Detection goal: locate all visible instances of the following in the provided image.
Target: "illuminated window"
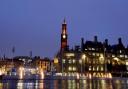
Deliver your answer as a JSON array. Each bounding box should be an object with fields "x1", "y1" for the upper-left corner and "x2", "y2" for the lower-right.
[
  {"x1": 125, "y1": 55, "x2": 128, "y2": 58},
  {"x1": 89, "y1": 60, "x2": 91, "y2": 64},
  {"x1": 89, "y1": 66, "x2": 91, "y2": 71},
  {"x1": 89, "y1": 48, "x2": 91, "y2": 50},
  {"x1": 99, "y1": 54, "x2": 104, "y2": 64},
  {"x1": 85, "y1": 48, "x2": 87, "y2": 50},
  {"x1": 93, "y1": 53, "x2": 95, "y2": 56},
  {"x1": 107, "y1": 54, "x2": 110, "y2": 57},
  {"x1": 66, "y1": 53, "x2": 75, "y2": 57},
  {"x1": 108, "y1": 60, "x2": 111, "y2": 64},
  {"x1": 96, "y1": 53, "x2": 99, "y2": 56},
  {"x1": 72, "y1": 59, "x2": 76, "y2": 63},
  {"x1": 101, "y1": 67, "x2": 104, "y2": 71},
  {"x1": 120, "y1": 50, "x2": 122, "y2": 53},
  {"x1": 100, "y1": 54, "x2": 103, "y2": 57},
  {"x1": 79, "y1": 60, "x2": 82, "y2": 64},
  {"x1": 120, "y1": 55, "x2": 124, "y2": 58},
  {"x1": 112, "y1": 55, "x2": 115, "y2": 57},
  {"x1": 63, "y1": 59, "x2": 65, "y2": 63},
  {"x1": 97, "y1": 66, "x2": 99, "y2": 71},
  {"x1": 126, "y1": 62, "x2": 128, "y2": 66},
  {"x1": 82, "y1": 54, "x2": 86, "y2": 59},
  {"x1": 113, "y1": 57, "x2": 119, "y2": 61},
  {"x1": 93, "y1": 61, "x2": 95, "y2": 64},
  {"x1": 54, "y1": 58, "x2": 58, "y2": 64},
  {"x1": 68, "y1": 67, "x2": 72, "y2": 71},
  {"x1": 93, "y1": 67, "x2": 95, "y2": 71},
  {"x1": 69, "y1": 60, "x2": 72, "y2": 64},
  {"x1": 73, "y1": 67, "x2": 76, "y2": 71},
  {"x1": 92, "y1": 48, "x2": 95, "y2": 50},
  {"x1": 63, "y1": 29, "x2": 66, "y2": 34}
]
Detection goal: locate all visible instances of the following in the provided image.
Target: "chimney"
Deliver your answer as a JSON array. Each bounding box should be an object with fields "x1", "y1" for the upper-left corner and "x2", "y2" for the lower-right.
[
  {"x1": 105, "y1": 39, "x2": 108, "y2": 45},
  {"x1": 81, "y1": 38, "x2": 84, "y2": 51},
  {"x1": 94, "y1": 36, "x2": 98, "y2": 42},
  {"x1": 118, "y1": 38, "x2": 122, "y2": 44},
  {"x1": 75, "y1": 45, "x2": 80, "y2": 51},
  {"x1": 65, "y1": 45, "x2": 69, "y2": 51}
]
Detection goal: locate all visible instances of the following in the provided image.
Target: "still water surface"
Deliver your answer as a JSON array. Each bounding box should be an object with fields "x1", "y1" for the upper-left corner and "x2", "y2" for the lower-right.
[{"x1": 0, "y1": 78, "x2": 128, "y2": 89}]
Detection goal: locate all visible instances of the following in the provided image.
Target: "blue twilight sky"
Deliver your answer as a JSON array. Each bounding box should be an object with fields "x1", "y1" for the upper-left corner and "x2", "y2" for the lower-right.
[{"x1": 0, "y1": 0, "x2": 128, "y2": 58}]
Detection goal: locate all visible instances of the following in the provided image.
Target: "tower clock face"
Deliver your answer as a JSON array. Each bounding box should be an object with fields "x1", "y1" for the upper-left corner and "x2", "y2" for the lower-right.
[{"x1": 63, "y1": 35, "x2": 66, "y2": 39}]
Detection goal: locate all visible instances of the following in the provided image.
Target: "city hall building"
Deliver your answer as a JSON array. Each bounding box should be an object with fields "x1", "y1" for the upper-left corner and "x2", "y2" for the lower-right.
[{"x1": 54, "y1": 19, "x2": 128, "y2": 77}]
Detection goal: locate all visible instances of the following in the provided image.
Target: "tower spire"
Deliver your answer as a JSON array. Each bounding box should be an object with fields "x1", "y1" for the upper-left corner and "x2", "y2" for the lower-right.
[{"x1": 63, "y1": 18, "x2": 66, "y2": 24}]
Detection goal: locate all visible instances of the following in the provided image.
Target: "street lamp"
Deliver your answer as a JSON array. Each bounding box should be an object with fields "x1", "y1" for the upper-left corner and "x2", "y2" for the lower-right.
[
  {"x1": 79, "y1": 59, "x2": 82, "y2": 75},
  {"x1": 82, "y1": 54, "x2": 86, "y2": 60}
]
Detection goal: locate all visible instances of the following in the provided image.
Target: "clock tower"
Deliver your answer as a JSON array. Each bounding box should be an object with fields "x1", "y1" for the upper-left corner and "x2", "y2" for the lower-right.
[{"x1": 61, "y1": 19, "x2": 68, "y2": 51}]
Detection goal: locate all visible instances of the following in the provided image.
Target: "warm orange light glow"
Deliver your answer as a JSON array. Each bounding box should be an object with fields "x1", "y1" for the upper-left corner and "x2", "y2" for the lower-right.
[
  {"x1": 0, "y1": 70, "x2": 2, "y2": 75},
  {"x1": 82, "y1": 54, "x2": 86, "y2": 59},
  {"x1": 19, "y1": 67, "x2": 24, "y2": 79},
  {"x1": 113, "y1": 57, "x2": 119, "y2": 61},
  {"x1": 54, "y1": 58, "x2": 58, "y2": 64},
  {"x1": 66, "y1": 53, "x2": 75, "y2": 57},
  {"x1": 76, "y1": 73, "x2": 79, "y2": 79},
  {"x1": 40, "y1": 70, "x2": 44, "y2": 79},
  {"x1": 63, "y1": 35, "x2": 66, "y2": 39}
]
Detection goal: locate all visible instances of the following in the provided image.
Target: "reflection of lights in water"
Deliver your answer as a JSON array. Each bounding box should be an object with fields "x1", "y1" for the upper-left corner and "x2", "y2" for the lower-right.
[
  {"x1": 109, "y1": 73, "x2": 112, "y2": 78},
  {"x1": 0, "y1": 71, "x2": 2, "y2": 75},
  {"x1": 86, "y1": 72, "x2": 112, "y2": 79},
  {"x1": 83, "y1": 80, "x2": 87, "y2": 88},
  {"x1": 76, "y1": 73, "x2": 79, "y2": 79},
  {"x1": 17, "y1": 81, "x2": 23, "y2": 89},
  {"x1": 41, "y1": 71, "x2": 44, "y2": 79},
  {"x1": 89, "y1": 73, "x2": 92, "y2": 79},
  {"x1": 35, "y1": 80, "x2": 38, "y2": 89},
  {"x1": 83, "y1": 80, "x2": 86, "y2": 83},
  {"x1": 127, "y1": 80, "x2": 128, "y2": 84},
  {"x1": 39, "y1": 80, "x2": 44, "y2": 89},
  {"x1": 115, "y1": 80, "x2": 120, "y2": 84},
  {"x1": 0, "y1": 83, "x2": 3, "y2": 89},
  {"x1": 114, "y1": 80, "x2": 122, "y2": 89},
  {"x1": 101, "y1": 79, "x2": 106, "y2": 88},
  {"x1": 19, "y1": 67, "x2": 24, "y2": 79},
  {"x1": 72, "y1": 80, "x2": 76, "y2": 89},
  {"x1": 104, "y1": 73, "x2": 112, "y2": 79},
  {"x1": 68, "y1": 80, "x2": 76, "y2": 89},
  {"x1": 25, "y1": 83, "x2": 33, "y2": 89}
]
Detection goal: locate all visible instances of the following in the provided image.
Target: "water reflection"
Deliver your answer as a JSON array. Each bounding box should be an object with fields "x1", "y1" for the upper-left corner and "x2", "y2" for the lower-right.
[{"x1": 0, "y1": 78, "x2": 128, "y2": 89}]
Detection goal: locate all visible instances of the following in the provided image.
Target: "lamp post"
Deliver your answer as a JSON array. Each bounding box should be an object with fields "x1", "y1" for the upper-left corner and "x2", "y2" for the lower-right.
[
  {"x1": 80, "y1": 54, "x2": 86, "y2": 76},
  {"x1": 79, "y1": 59, "x2": 82, "y2": 76},
  {"x1": 104, "y1": 47, "x2": 107, "y2": 74},
  {"x1": 82, "y1": 54, "x2": 86, "y2": 74},
  {"x1": 12, "y1": 46, "x2": 15, "y2": 68}
]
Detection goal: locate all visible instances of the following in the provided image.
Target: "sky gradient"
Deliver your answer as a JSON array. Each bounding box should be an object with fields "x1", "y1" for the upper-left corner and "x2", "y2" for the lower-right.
[{"x1": 0, "y1": 0, "x2": 128, "y2": 58}]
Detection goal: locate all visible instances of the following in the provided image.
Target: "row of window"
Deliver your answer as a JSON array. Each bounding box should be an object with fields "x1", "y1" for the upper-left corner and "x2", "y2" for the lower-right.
[
  {"x1": 68, "y1": 66, "x2": 76, "y2": 71},
  {"x1": 63, "y1": 59, "x2": 76, "y2": 64},
  {"x1": 62, "y1": 59, "x2": 105, "y2": 64},
  {"x1": 85, "y1": 48, "x2": 124, "y2": 53},
  {"x1": 67, "y1": 66, "x2": 104, "y2": 71},
  {"x1": 89, "y1": 66, "x2": 104, "y2": 71},
  {"x1": 87, "y1": 53, "x2": 128, "y2": 58}
]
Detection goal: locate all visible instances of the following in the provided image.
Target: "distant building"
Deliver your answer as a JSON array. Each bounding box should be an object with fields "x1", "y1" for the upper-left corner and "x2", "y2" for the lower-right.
[
  {"x1": 0, "y1": 57, "x2": 24, "y2": 75},
  {"x1": 31, "y1": 57, "x2": 51, "y2": 72}
]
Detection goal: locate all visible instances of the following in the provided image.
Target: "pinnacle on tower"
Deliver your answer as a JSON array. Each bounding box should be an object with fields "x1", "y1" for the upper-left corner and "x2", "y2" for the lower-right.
[{"x1": 63, "y1": 18, "x2": 66, "y2": 24}]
